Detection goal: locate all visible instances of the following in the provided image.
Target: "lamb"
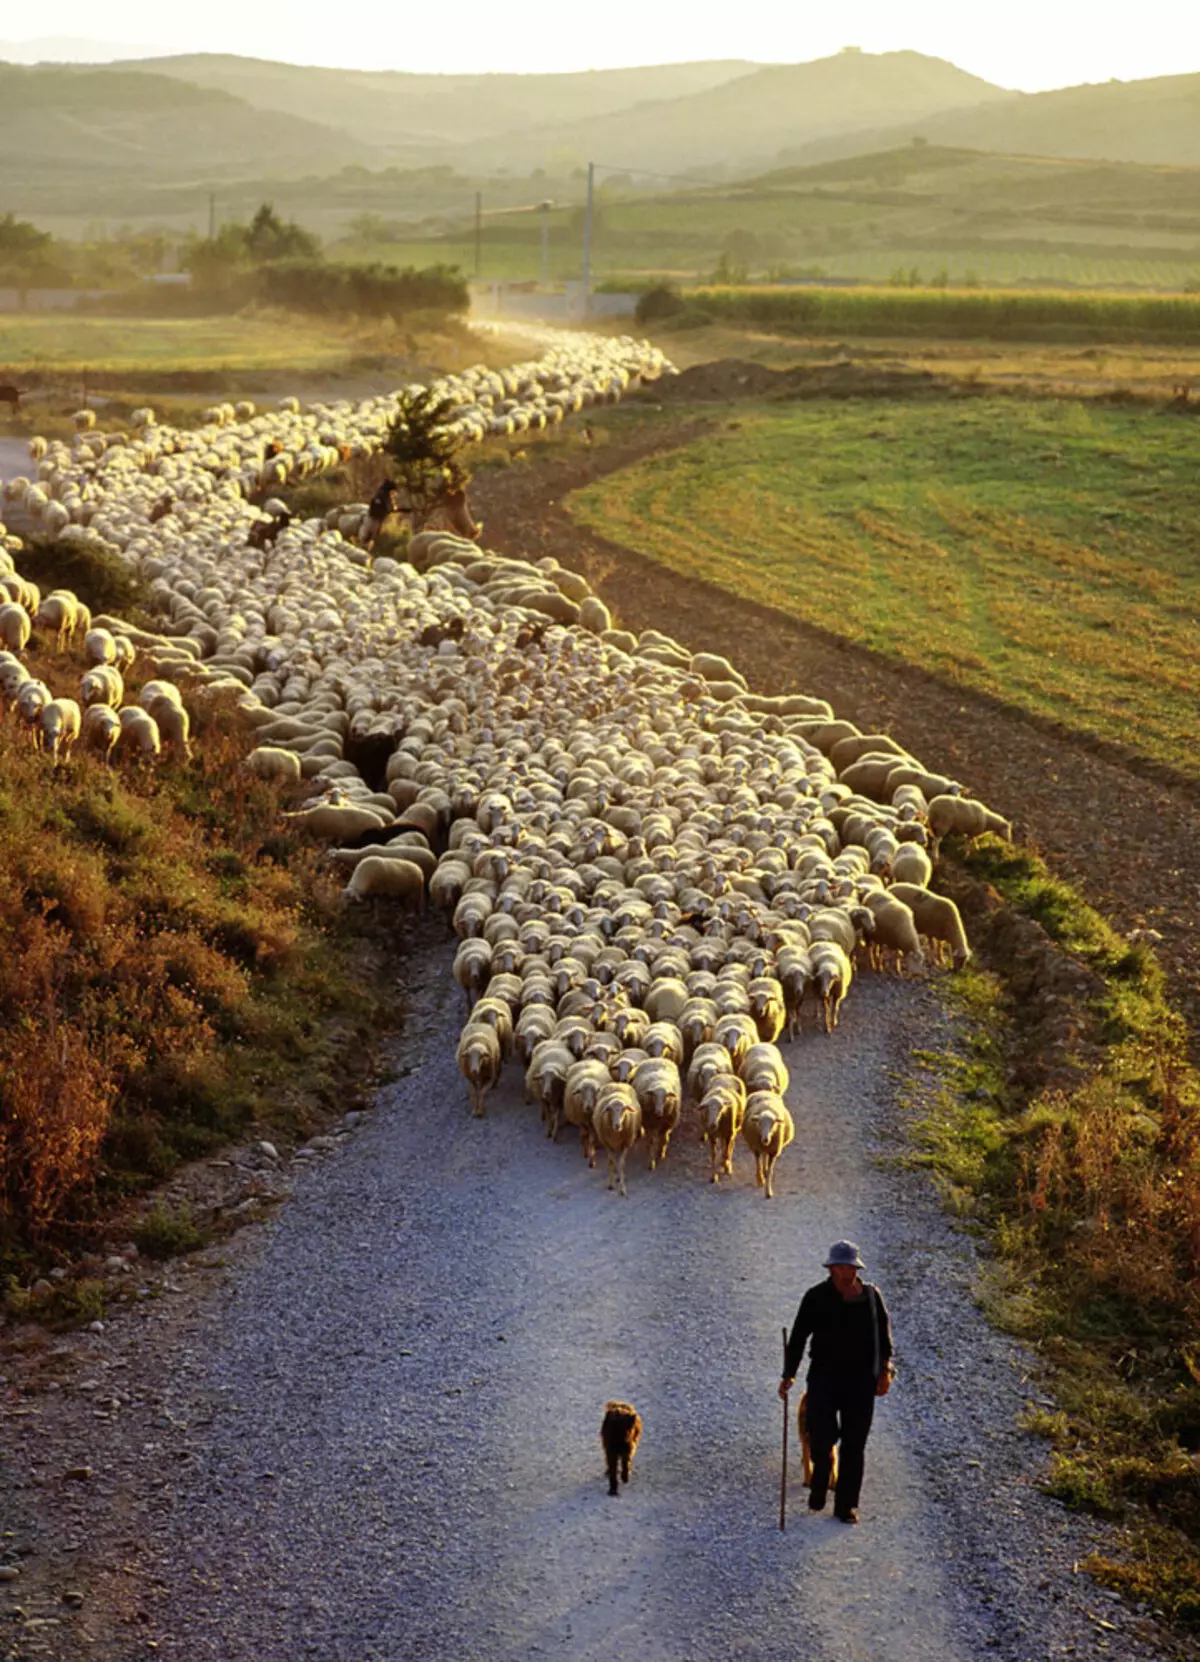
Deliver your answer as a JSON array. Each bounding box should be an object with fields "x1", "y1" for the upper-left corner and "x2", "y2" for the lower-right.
[
  {"x1": 886, "y1": 883, "x2": 972, "y2": 969},
  {"x1": 341, "y1": 855, "x2": 426, "y2": 908},
  {"x1": 699, "y1": 1072, "x2": 747, "y2": 1183},
  {"x1": 631, "y1": 1056, "x2": 682, "y2": 1169},
  {"x1": 592, "y1": 1082, "x2": 642, "y2": 1197},
  {"x1": 741, "y1": 1090, "x2": 795, "y2": 1199},
  {"x1": 457, "y1": 1023, "x2": 502, "y2": 1118},
  {"x1": 40, "y1": 698, "x2": 82, "y2": 766},
  {"x1": 0, "y1": 602, "x2": 31, "y2": 654},
  {"x1": 809, "y1": 940, "x2": 853, "y2": 1032},
  {"x1": 926, "y1": 794, "x2": 1012, "y2": 850},
  {"x1": 81, "y1": 702, "x2": 121, "y2": 765}
]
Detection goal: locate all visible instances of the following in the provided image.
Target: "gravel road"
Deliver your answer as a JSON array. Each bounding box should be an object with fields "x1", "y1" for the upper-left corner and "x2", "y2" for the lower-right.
[{"x1": 3, "y1": 946, "x2": 1186, "y2": 1662}]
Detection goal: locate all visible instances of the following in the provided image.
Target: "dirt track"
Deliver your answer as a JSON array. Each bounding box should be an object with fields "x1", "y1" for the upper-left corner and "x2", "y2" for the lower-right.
[{"x1": 478, "y1": 402, "x2": 1200, "y2": 1051}]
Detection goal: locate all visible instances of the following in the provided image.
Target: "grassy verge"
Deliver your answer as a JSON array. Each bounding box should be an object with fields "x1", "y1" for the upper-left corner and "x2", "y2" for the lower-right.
[
  {"x1": 569, "y1": 395, "x2": 1200, "y2": 781},
  {"x1": 907, "y1": 837, "x2": 1199, "y2": 1625},
  {"x1": 0, "y1": 628, "x2": 405, "y2": 1300}
]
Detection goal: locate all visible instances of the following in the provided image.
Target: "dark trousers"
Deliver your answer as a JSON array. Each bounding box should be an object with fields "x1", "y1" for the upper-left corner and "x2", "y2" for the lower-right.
[{"x1": 805, "y1": 1371, "x2": 877, "y2": 1513}]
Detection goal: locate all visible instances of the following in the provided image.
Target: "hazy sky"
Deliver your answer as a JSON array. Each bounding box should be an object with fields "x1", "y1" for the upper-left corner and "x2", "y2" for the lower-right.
[{"x1": 4, "y1": 2, "x2": 1199, "y2": 92}]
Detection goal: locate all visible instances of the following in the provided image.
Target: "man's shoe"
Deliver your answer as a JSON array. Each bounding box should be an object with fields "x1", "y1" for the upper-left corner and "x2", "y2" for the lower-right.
[
  {"x1": 834, "y1": 1508, "x2": 859, "y2": 1525},
  {"x1": 807, "y1": 1489, "x2": 827, "y2": 1511}
]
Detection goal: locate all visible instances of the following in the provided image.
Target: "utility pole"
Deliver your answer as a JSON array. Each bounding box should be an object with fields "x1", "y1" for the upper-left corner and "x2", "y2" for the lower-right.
[
  {"x1": 539, "y1": 200, "x2": 552, "y2": 289},
  {"x1": 208, "y1": 192, "x2": 216, "y2": 241},
  {"x1": 474, "y1": 191, "x2": 482, "y2": 279},
  {"x1": 581, "y1": 162, "x2": 594, "y2": 319}
]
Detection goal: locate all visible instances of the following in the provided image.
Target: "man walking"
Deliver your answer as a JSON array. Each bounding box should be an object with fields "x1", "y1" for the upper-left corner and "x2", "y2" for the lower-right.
[{"x1": 778, "y1": 1241, "x2": 894, "y2": 1524}]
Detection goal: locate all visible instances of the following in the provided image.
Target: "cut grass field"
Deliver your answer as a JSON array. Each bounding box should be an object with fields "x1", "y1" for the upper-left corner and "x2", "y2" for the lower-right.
[{"x1": 569, "y1": 395, "x2": 1200, "y2": 781}]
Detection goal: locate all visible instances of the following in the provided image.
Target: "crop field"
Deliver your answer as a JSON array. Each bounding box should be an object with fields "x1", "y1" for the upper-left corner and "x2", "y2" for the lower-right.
[{"x1": 568, "y1": 394, "x2": 1200, "y2": 779}]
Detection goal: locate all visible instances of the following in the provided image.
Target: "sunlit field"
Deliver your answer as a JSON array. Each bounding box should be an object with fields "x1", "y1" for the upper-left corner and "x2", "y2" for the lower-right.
[
  {"x1": 0, "y1": 311, "x2": 469, "y2": 379},
  {"x1": 569, "y1": 396, "x2": 1200, "y2": 778}
]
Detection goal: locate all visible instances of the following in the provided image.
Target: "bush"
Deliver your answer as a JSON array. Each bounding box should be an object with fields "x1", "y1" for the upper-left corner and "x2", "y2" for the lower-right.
[
  {"x1": 131, "y1": 1202, "x2": 205, "y2": 1260},
  {"x1": 635, "y1": 283, "x2": 687, "y2": 325},
  {"x1": 254, "y1": 259, "x2": 468, "y2": 321}
]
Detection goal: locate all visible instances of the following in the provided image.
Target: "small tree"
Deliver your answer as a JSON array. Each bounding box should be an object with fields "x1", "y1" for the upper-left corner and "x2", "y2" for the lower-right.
[{"x1": 383, "y1": 388, "x2": 471, "y2": 531}]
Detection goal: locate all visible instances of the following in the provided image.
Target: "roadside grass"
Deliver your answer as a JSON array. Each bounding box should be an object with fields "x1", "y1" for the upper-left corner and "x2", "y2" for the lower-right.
[
  {"x1": 903, "y1": 837, "x2": 1200, "y2": 1625},
  {"x1": 0, "y1": 628, "x2": 401, "y2": 1294},
  {"x1": 569, "y1": 395, "x2": 1200, "y2": 780}
]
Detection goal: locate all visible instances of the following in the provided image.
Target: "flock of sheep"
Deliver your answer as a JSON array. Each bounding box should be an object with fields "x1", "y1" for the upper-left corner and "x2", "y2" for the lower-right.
[{"x1": 0, "y1": 327, "x2": 1012, "y2": 1199}]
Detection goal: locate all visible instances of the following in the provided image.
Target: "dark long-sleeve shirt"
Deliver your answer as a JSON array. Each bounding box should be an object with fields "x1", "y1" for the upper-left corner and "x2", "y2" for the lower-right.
[{"x1": 783, "y1": 1278, "x2": 894, "y2": 1383}]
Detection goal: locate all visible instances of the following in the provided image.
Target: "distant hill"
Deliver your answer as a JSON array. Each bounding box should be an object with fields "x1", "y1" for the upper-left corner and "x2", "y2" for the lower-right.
[
  {"x1": 454, "y1": 50, "x2": 1013, "y2": 173},
  {"x1": 776, "y1": 71, "x2": 1200, "y2": 170},
  {"x1": 124, "y1": 54, "x2": 758, "y2": 152},
  {"x1": 0, "y1": 63, "x2": 366, "y2": 179},
  {"x1": 0, "y1": 37, "x2": 165, "y2": 64}
]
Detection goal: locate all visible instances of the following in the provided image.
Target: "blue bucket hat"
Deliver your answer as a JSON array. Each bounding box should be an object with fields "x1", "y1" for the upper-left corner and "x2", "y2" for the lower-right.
[{"x1": 824, "y1": 1240, "x2": 865, "y2": 1269}]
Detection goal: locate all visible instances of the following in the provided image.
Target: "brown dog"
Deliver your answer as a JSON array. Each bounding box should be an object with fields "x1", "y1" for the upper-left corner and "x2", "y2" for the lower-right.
[
  {"x1": 600, "y1": 1400, "x2": 642, "y2": 1497},
  {"x1": 797, "y1": 1391, "x2": 838, "y2": 1488}
]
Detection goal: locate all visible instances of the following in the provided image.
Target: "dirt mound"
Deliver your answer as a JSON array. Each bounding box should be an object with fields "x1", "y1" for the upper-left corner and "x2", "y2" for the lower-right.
[{"x1": 649, "y1": 357, "x2": 940, "y2": 403}]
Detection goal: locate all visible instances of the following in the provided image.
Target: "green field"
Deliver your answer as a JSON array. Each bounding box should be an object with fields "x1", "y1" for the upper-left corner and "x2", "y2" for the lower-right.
[{"x1": 569, "y1": 396, "x2": 1200, "y2": 777}]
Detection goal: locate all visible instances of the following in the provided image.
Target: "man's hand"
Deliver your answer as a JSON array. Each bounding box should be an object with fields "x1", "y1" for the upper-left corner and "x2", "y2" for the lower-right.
[
  {"x1": 778, "y1": 1378, "x2": 793, "y2": 1401},
  {"x1": 876, "y1": 1366, "x2": 894, "y2": 1398}
]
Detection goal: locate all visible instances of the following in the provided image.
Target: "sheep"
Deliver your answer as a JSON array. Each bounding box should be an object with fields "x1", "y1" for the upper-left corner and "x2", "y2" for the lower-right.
[
  {"x1": 457, "y1": 1023, "x2": 502, "y2": 1118},
  {"x1": 643, "y1": 977, "x2": 689, "y2": 1024},
  {"x1": 284, "y1": 803, "x2": 389, "y2": 842},
  {"x1": 860, "y1": 891, "x2": 925, "y2": 973},
  {"x1": 747, "y1": 975, "x2": 786, "y2": 1043},
  {"x1": 890, "y1": 841, "x2": 933, "y2": 887},
  {"x1": 809, "y1": 940, "x2": 853, "y2": 1032},
  {"x1": 79, "y1": 665, "x2": 125, "y2": 709},
  {"x1": 14, "y1": 678, "x2": 51, "y2": 743},
  {"x1": 777, "y1": 945, "x2": 813, "y2": 1041},
  {"x1": 341, "y1": 855, "x2": 426, "y2": 908},
  {"x1": 699, "y1": 1073, "x2": 747, "y2": 1183},
  {"x1": 35, "y1": 592, "x2": 80, "y2": 650},
  {"x1": 686, "y1": 1040, "x2": 735, "y2": 1109},
  {"x1": 115, "y1": 707, "x2": 161, "y2": 765},
  {"x1": 243, "y1": 746, "x2": 304, "y2": 784},
  {"x1": 453, "y1": 937, "x2": 493, "y2": 1007},
  {"x1": 81, "y1": 702, "x2": 121, "y2": 765},
  {"x1": 741, "y1": 1091, "x2": 794, "y2": 1199},
  {"x1": 741, "y1": 1042, "x2": 789, "y2": 1097},
  {"x1": 83, "y1": 628, "x2": 118, "y2": 667},
  {"x1": 631, "y1": 1056, "x2": 682, "y2": 1169},
  {"x1": 0, "y1": 658, "x2": 30, "y2": 718},
  {"x1": 149, "y1": 698, "x2": 192, "y2": 761},
  {"x1": 0, "y1": 602, "x2": 31, "y2": 655},
  {"x1": 563, "y1": 1058, "x2": 610, "y2": 1164},
  {"x1": 469, "y1": 994, "x2": 515, "y2": 1062},
  {"x1": 887, "y1": 883, "x2": 972, "y2": 969},
  {"x1": 526, "y1": 1038, "x2": 575, "y2": 1139},
  {"x1": 40, "y1": 698, "x2": 82, "y2": 766},
  {"x1": 592, "y1": 1082, "x2": 642, "y2": 1196},
  {"x1": 926, "y1": 794, "x2": 1012, "y2": 850}
]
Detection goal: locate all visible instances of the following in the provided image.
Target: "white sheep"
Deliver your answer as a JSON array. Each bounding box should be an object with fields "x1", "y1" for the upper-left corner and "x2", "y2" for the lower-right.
[
  {"x1": 592, "y1": 1082, "x2": 642, "y2": 1197},
  {"x1": 41, "y1": 697, "x2": 82, "y2": 766},
  {"x1": 342, "y1": 856, "x2": 425, "y2": 909},
  {"x1": 699, "y1": 1072, "x2": 747, "y2": 1183},
  {"x1": 81, "y1": 702, "x2": 121, "y2": 765},
  {"x1": 741, "y1": 1090, "x2": 794, "y2": 1199},
  {"x1": 116, "y1": 706, "x2": 161, "y2": 764},
  {"x1": 80, "y1": 665, "x2": 125, "y2": 709},
  {"x1": 0, "y1": 602, "x2": 31, "y2": 655},
  {"x1": 631, "y1": 1056, "x2": 682, "y2": 1170},
  {"x1": 887, "y1": 883, "x2": 971, "y2": 969},
  {"x1": 457, "y1": 1023, "x2": 501, "y2": 1118},
  {"x1": 243, "y1": 746, "x2": 303, "y2": 784}
]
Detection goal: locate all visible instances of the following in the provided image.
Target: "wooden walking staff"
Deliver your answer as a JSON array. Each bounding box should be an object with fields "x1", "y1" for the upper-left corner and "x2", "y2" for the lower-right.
[{"x1": 780, "y1": 1324, "x2": 789, "y2": 1531}]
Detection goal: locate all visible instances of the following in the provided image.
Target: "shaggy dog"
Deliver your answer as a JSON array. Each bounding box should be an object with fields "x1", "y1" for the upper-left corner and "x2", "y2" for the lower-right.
[
  {"x1": 797, "y1": 1391, "x2": 838, "y2": 1489},
  {"x1": 600, "y1": 1401, "x2": 642, "y2": 1497}
]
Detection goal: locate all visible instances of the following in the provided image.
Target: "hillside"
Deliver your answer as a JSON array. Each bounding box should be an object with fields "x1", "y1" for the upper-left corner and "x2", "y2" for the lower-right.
[
  {"x1": 454, "y1": 50, "x2": 1013, "y2": 173},
  {"x1": 778, "y1": 70, "x2": 1200, "y2": 170},
  {"x1": 124, "y1": 54, "x2": 758, "y2": 152},
  {"x1": 0, "y1": 63, "x2": 366, "y2": 180}
]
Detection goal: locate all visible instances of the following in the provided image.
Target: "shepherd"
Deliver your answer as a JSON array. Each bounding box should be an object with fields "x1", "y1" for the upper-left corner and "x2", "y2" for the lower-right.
[{"x1": 778, "y1": 1240, "x2": 894, "y2": 1525}]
